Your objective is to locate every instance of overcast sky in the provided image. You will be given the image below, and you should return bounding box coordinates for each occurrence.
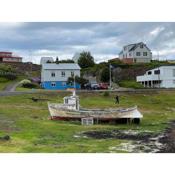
[0,22,175,64]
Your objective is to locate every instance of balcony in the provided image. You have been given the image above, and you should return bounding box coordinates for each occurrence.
[137,74,162,82]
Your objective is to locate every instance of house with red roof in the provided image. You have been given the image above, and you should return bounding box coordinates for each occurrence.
[0,51,22,63]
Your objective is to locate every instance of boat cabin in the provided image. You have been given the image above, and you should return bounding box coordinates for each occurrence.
[63,91,79,110]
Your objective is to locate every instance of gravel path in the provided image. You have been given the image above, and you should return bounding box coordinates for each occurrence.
[3,82,20,92]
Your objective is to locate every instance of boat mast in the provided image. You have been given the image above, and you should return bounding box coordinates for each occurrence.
[73,74,76,96]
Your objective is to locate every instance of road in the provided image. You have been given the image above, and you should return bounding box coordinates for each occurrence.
[0,86,175,97]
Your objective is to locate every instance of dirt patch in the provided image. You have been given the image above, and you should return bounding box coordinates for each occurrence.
[158,121,175,153]
[81,121,175,153]
[79,130,165,153]
[82,130,156,141]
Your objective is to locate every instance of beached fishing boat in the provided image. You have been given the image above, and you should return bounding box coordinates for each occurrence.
[48,91,143,124]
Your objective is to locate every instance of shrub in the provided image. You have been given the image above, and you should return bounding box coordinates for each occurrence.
[19,79,31,84]
[22,82,40,89]
[20,79,40,89]
[0,65,17,80]
[5,74,17,80]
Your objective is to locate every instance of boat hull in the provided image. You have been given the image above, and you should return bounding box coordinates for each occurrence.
[48,103,143,122]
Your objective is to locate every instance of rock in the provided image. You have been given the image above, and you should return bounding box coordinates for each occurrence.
[1,135,10,141]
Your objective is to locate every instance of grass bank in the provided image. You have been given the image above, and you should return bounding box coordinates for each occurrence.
[0,91,174,152]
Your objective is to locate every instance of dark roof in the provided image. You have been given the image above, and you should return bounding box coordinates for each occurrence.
[128,42,151,52]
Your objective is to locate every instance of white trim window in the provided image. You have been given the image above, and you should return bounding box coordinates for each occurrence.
[51,82,56,87]
[61,71,65,77]
[136,52,141,56]
[143,52,147,56]
[140,44,144,48]
[71,71,74,77]
[51,72,55,77]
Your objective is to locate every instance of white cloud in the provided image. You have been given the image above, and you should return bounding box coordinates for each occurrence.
[150,27,165,36]
[0,22,175,63]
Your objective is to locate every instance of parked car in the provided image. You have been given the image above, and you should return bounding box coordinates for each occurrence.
[91,83,100,90]
[84,83,100,90]
[84,83,91,90]
[98,83,109,89]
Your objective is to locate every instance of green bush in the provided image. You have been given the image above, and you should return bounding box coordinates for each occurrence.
[4,74,17,80]
[118,80,144,89]
[0,65,17,80]
[22,82,40,89]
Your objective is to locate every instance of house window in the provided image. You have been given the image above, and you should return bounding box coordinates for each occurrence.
[173,69,175,77]
[154,70,160,75]
[129,53,132,57]
[61,71,65,77]
[148,71,152,75]
[173,80,175,84]
[51,82,56,87]
[71,71,74,77]
[143,52,147,56]
[140,44,143,48]
[136,52,140,56]
[51,72,55,77]
[124,47,127,50]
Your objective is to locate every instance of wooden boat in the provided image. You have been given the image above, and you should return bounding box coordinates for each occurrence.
[48,91,143,124]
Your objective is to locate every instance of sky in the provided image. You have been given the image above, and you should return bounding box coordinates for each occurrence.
[0,22,175,64]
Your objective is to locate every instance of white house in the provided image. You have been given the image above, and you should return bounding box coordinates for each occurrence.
[41,63,81,90]
[40,57,54,65]
[119,42,152,63]
[136,66,175,88]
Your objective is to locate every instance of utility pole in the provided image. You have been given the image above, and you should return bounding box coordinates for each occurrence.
[157,51,160,88]
[74,74,76,90]
[109,64,111,89]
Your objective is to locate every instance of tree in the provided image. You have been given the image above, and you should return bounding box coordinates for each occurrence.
[55,57,59,64]
[100,67,110,82]
[67,75,89,88]
[58,59,74,63]
[78,51,95,68]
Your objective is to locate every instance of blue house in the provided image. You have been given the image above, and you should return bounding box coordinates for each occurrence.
[41,63,81,90]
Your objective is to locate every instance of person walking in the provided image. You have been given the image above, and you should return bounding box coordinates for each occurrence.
[115,95,119,104]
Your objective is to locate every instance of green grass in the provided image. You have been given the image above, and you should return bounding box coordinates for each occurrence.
[0,77,11,90]
[0,91,175,152]
[119,80,144,89]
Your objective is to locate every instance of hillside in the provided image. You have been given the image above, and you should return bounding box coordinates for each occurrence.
[0,62,41,76]
[0,63,41,91]
[82,60,175,87]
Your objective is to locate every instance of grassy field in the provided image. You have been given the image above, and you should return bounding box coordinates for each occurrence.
[0,90,175,153]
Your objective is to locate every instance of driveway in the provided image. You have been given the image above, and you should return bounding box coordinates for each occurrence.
[3,82,20,92]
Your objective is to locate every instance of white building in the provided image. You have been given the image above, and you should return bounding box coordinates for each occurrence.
[40,57,54,65]
[119,42,152,63]
[137,66,175,88]
[41,63,81,90]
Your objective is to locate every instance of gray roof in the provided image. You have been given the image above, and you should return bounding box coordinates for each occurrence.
[42,63,81,70]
